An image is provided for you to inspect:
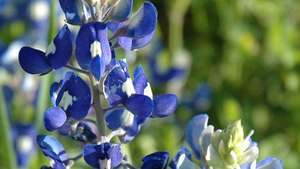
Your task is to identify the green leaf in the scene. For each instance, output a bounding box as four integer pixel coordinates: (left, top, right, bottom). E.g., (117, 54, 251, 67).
(0, 86, 17, 169)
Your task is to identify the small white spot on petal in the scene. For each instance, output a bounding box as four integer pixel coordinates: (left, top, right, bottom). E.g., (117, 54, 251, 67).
(122, 78, 135, 97)
(90, 41, 102, 58)
(123, 110, 135, 127)
(61, 92, 73, 110)
(144, 82, 153, 99)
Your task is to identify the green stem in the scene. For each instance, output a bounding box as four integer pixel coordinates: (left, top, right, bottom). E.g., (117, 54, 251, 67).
(168, 0, 192, 55)
(88, 74, 106, 137)
(0, 87, 17, 169)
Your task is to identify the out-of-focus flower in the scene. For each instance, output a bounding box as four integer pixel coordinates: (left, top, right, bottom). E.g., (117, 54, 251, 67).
(12, 124, 36, 168)
(147, 40, 187, 85)
(183, 84, 212, 113)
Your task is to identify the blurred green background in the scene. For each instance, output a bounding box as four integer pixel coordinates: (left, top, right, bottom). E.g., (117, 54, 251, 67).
(1, 0, 300, 168)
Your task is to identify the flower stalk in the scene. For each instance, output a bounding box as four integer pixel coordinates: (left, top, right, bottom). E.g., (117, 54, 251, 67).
(88, 73, 107, 137)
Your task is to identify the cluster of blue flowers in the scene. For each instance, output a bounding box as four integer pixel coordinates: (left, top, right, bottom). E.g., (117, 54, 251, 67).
(17, 0, 283, 169)
(18, 0, 177, 168)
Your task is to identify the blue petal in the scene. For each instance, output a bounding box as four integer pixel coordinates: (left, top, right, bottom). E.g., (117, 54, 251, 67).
(83, 144, 100, 168)
(124, 94, 153, 119)
(152, 94, 177, 118)
(133, 65, 148, 94)
(108, 144, 123, 167)
(257, 157, 283, 169)
(103, 60, 131, 105)
(44, 107, 67, 131)
(50, 82, 62, 106)
(18, 47, 51, 74)
(59, 0, 83, 25)
(131, 30, 155, 49)
(89, 56, 105, 81)
(119, 2, 157, 38)
(105, 108, 137, 130)
(37, 135, 68, 163)
(83, 143, 111, 168)
(47, 25, 72, 69)
(118, 30, 155, 50)
(76, 22, 111, 73)
(105, 108, 127, 130)
(50, 73, 73, 106)
(109, 0, 133, 21)
(185, 114, 209, 158)
(141, 152, 169, 169)
(65, 73, 91, 120)
(121, 118, 140, 142)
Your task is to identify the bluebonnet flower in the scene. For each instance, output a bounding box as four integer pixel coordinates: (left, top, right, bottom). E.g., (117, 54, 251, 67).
(44, 72, 91, 131)
(75, 22, 112, 80)
(83, 142, 123, 168)
(12, 124, 37, 168)
(141, 152, 169, 169)
(37, 135, 70, 169)
(104, 59, 177, 142)
(18, 24, 72, 75)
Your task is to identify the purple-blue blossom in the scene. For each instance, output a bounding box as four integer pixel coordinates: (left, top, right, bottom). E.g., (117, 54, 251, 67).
(44, 72, 91, 131)
(104, 59, 177, 142)
(18, 25, 72, 75)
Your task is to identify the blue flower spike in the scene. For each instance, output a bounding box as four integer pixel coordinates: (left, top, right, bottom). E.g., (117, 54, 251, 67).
(76, 22, 112, 80)
(19, 25, 72, 75)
